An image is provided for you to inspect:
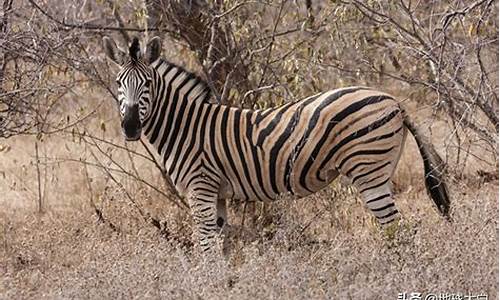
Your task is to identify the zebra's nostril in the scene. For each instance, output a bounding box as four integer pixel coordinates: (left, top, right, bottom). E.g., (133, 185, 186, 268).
(121, 104, 141, 139)
(122, 119, 140, 136)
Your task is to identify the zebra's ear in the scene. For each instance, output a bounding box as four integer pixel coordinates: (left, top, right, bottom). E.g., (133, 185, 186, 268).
(103, 36, 126, 66)
(144, 36, 162, 64)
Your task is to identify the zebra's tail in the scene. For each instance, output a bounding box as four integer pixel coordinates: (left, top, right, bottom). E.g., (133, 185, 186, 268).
(403, 114, 451, 218)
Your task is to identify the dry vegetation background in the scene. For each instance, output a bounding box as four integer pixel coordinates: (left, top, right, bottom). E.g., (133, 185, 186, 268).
(0, 0, 499, 299)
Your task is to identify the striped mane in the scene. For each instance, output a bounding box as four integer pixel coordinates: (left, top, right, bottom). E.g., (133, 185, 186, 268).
(129, 37, 141, 61)
(157, 58, 215, 104)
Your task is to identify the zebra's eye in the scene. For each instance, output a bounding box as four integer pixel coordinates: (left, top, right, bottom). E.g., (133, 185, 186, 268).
(116, 80, 122, 88)
(145, 79, 152, 87)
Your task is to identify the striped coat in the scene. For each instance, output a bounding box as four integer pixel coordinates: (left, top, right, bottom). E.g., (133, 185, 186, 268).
(103, 36, 450, 252)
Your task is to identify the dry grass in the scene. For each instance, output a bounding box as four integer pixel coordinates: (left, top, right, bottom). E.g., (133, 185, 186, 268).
(0, 183, 497, 299)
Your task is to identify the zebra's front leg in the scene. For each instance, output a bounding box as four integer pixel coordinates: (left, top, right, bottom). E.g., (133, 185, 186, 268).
(187, 183, 224, 253)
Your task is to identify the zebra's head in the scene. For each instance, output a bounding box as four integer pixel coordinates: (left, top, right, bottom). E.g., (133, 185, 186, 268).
(102, 36, 162, 141)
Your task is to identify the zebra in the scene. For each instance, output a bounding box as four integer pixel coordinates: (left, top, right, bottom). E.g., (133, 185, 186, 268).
(102, 36, 450, 252)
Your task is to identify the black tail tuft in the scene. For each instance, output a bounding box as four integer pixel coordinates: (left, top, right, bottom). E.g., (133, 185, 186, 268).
(404, 116, 451, 218)
(421, 150, 450, 217)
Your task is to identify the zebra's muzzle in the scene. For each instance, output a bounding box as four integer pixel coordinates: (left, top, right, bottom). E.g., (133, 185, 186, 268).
(121, 104, 142, 141)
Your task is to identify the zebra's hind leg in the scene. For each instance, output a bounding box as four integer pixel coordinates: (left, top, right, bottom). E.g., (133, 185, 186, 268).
(358, 181, 400, 226)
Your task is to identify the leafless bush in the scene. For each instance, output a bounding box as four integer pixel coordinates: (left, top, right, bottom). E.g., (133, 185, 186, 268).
(1, 1, 91, 138)
(340, 0, 499, 170)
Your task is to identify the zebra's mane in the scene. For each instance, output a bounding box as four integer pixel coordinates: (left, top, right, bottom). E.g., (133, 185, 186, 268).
(129, 37, 141, 61)
(157, 58, 215, 104)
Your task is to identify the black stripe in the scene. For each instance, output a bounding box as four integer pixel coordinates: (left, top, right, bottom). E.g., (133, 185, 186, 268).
(371, 202, 395, 212)
(197, 195, 217, 201)
(189, 169, 219, 186)
(165, 82, 200, 173)
(286, 89, 365, 187)
(160, 75, 197, 164)
(338, 147, 394, 171)
(352, 161, 392, 185)
(255, 100, 299, 147)
(202, 223, 217, 228)
(144, 65, 177, 136)
(167, 102, 197, 173)
(360, 178, 390, 193)
(194, 187, 219, 195)
(340, 127, 403, 172)
(377, 209, 398, 220)
(173, 103, 204, 184)
(180, 150, 203, 185)
(269, 93, 342, 194)
(346, 160, 380, 177)
(269, 95, 330, 194)
(355, 126, 403, 147)
(207, 106, 232, 192)
(366, 193, 391, 204)
(192, 180, 219, 191)
(200, 160, 220, 181)
(179, 104, 213, 184)
(185, 153, 221, 187)
(192, 198, 215, 204)
(358, 173, 386, 187)
(186, 171, 219, 193)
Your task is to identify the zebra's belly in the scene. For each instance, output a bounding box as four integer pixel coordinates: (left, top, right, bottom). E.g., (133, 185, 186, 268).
(285, 167, 340, 198)
(219, 166, 340, 201)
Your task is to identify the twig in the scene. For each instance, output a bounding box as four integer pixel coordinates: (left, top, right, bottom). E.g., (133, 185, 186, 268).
(34, 140, 42, 213)
(81, 131, 188, 210)
(257, 0, 286, 90)
(87, 146, 146, 219)
(105, 0, 131, 44)
(243, 84, 278, 103)
(239, 201, 249, 238)
(139, 139, 188, 208)
(27, 0, 159, 33)
(83, 163, 118, 232)
(219, 68, 235, 105)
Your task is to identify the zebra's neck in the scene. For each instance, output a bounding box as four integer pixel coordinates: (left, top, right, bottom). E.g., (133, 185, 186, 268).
(142, 58, 258, 179)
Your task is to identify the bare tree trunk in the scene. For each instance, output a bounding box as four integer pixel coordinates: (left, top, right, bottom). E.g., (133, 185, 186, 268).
(144, 0, 251, 105)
